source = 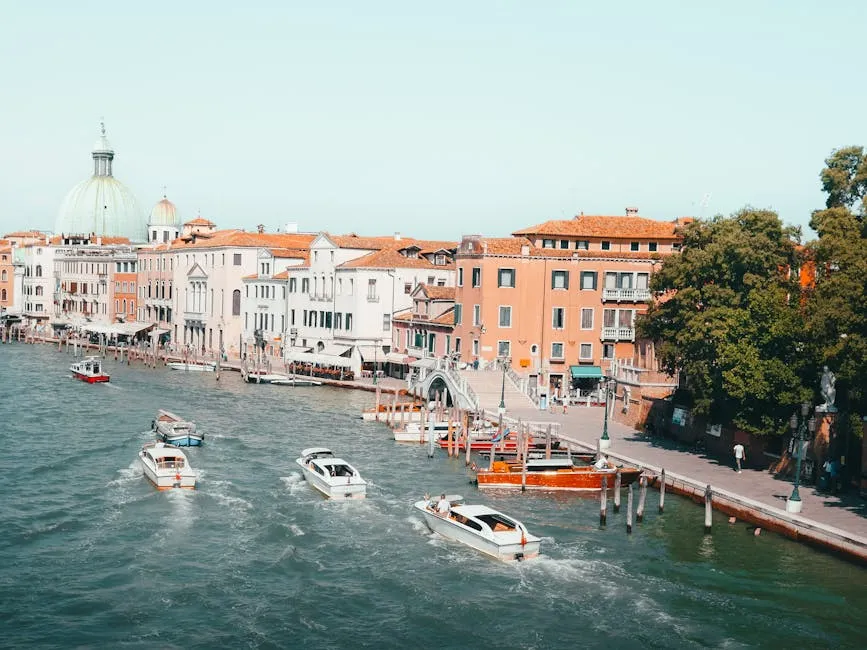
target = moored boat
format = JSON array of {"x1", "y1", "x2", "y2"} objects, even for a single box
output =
[
  {"x1": 152, "y1": 409, "x2": 204, "y2": 447},
  {"x1": 413, "y1": 495, "x2": 541, "y2": 561},
  {"x1": 166, "y1": 361, "x2": 216, "y2": 372},
  {"x1": 138, "y1": 442, "x2": 197, "y2": 490},
  {"x1": 270, "y1": 375, "x2": 322, "y2": 386},
  {"x1": 242, "y1": 370, "x2": 289, "y2": 384},
  {"x1": 295, "y1": 447, "x2": 367, "y2": 500},
  {"x1": 393, "y1": 420, "x2": 456, "y2": 443},
  {"x1": 70, "y1": 356, "x2": 110, "y2": 383},
  {"x1": 476, "y1": 457, "x2": 642, "y2": 491}
]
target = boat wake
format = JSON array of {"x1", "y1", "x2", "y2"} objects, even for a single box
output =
[{"x1": 279, "y1": 474, "x2": 308, "y2": 495}]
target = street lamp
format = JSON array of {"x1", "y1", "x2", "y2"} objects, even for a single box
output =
[
  {"x1": 786, "y1": 401, "x2": 816, "y2": 513},
  {"x1": 373, "y1": 340, "x2": 378, "y2": 385},
  {"x1": 498, "y1": 356, "x2": 509, "y2": 417}
]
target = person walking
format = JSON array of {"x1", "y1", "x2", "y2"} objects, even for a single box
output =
[{"x1": 733, "y1": 443, "x2": 746, "y2": 473}]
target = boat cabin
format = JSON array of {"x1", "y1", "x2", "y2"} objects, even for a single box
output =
[
  {"x1": 143, "y1": 443, "x2": 187, "y2": 469},
  {"x1": 300, "y1": 447, "x2": 335, "y2": 463},
  {"x1": 317, "y1": 461, "x2": 356, "y2": 478}
]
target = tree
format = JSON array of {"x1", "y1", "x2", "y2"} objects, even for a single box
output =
[
  {"x1": 638, "y1": 208, "x2": 810, "y2": 436},
  {"x1": 820, "y1": 146, "x2": 867, "y2": 214}
]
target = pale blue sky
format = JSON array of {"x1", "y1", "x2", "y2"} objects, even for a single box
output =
[{"x1": 1, "y1": 1, "x2": 865, "y2": 239}]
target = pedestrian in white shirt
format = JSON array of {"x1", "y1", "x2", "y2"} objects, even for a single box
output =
[{"x1": 733, "y1": 443, "x2": 746, "y2": 473}]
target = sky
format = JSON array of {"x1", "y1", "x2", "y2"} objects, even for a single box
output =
[{"x1": 1, "y1": 0, "x2": 865, "y2": 240}]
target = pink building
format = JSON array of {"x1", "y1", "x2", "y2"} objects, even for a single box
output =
[{"x1": 391, "y1": 284, "x2": 456, "y2": 376}]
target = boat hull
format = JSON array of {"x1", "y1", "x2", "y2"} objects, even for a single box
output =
[
  {"x1": 295, "y1": 460, "x2": 366, "y2": 500},
  {"x1": 158, "y1": 434, "x2": 204, "y2": 447},
  {"x1": 414, "y1": 504, "x2": 540, "y2": 561},
  {"x1": 476, "y1": 466, "x2": 642, "y2": 491},
  {"x1": 243, "y1": 373, "x2": 289, "y2": 384},
  {"x1": 139, "y1": 458, "x2": 197, "y2": 490},
  {"x1": 166, "y1": 362, "x2": 215, "y2": 372},
  {"x1": 72, "y1": 371, "x2": 110, "y2": 383}
]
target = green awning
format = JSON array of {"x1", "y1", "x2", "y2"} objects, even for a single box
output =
[{"x1": 570, "y1": 365, "x2": 602, "y2": 379}]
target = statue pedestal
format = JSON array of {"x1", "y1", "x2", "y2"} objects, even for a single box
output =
[
  {"x1": 598, "y1": 437, "x2": 611, "y2": 451},
  {"x1": 785, "y1": 498, "x2": 803, "y2": 514}
]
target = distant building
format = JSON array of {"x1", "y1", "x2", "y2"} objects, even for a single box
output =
[
  {"x1": 453, "y1": 208, "x2": 688, "y2": 397},
  {"x1": 392, "y1": 283, "x2": 456, "y2": 377}
]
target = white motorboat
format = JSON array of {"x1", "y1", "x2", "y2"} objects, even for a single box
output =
[
  {"x1": 242, "y1": 370, "x2": 290, "y2": 384},
  {"x1": 166, "y1": 361, "x2": 216, "y2": 372},
  {"x1": 413, "y1": 496, "x2": 541, "y2": 561},
  {"x1": 138, "y1": 442, "x2": 197, "y2": 490},
  {"x1": 152, "y1": 409, "x2": 204, "y2": 447},
  {"x1": 270, "y1": 375, "x2": 322, "y2": 387},
  {"x1": 295, "y1": 447, "x2": 367, "y2": 500},
  {"x1": 393, "y1": 420, "x2": 455, "y2": 443}
]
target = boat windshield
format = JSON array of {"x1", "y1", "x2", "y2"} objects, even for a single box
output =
[
  {"x1": 326, "y1": 463, "x2": 354, "y2": 477},
  {"x1": 449, "y1": 512, "x2": 483, "y2": 531},
  {"x1": 156, "y1": 456, "x2": 185, "y2": 469},
  {"x1": 476, "y1": 514, "x2": 517, "y2": 532}
]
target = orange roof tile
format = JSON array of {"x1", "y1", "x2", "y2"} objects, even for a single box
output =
[
  {"x1": 269, "y1": 248, "x2": 308, "y2": 259},
  {"x1": 3, "y1": 230, "x2": 44, "y2": 238},
  {"x1": 339, "y1": 248, "x2": 455, "y2": 270},
  {"x1": 460, "y1": 236, "x2": 673, "y2": 260},
  {"x1": 184, "y1": 217, "x2": 216, "y2": 227},
  {"x1": 432, "y1": 308, "x2": 456, "y2": 326},
  {"x1": 172, "y1": 230, "x2": 315, "y2": 250},
  {"x1": 512, "y1": 215, "x2": 681, "y2": 239},
  {"x1": 418, "y1": 284, "x2": 455, "y2": 300},
  {"x1": 327, "y1": 233, "x2": 457, "y2": 253}
]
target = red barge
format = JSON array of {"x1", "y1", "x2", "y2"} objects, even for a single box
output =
[
  {"x1": 70, "y1": 356, "x2": 110, "y2": 383},
  {"x1": 476, "y1": 457, "x2": 642, "y2": 491}
]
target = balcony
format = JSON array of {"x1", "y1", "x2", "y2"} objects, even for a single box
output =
[
  {"x1": 601, "y1": 327, "x2": 635, "y2": 342},
  {"x1": 184, "y1": 311, "x2": 205, "y2": 328},
  {"x1": 366, "y1": 295, "x2": 380, "y2": 303},
  {"x1": 406, "y1": 344, "x2": 431, "y2": 358},
  {"x1": 602, "y1": 288, "x2": 651, "y2": 302}
]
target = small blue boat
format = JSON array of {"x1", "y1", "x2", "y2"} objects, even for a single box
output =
[{"x1": 152, "y1": 410, "x2": 204, "y2": 447}]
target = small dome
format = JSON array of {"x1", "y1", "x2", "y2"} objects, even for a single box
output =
[
  {"x1": 92, "y1": 134, "x2": 113, "y2": 153},
  {"x1": 56, "y1": 176, "x2": 145, "y2": 241},
  {"x1": 149, "y1": 196, "x2": 179, "y2": 226}
]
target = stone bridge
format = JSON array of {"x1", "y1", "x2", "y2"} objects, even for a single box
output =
[{"x1": 412, "y1": 364, "x2": 479, "y2": 411}]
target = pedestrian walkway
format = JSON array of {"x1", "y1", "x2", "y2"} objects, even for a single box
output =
[
  {"x1": 458, "y1": 367, "x2": 536, "y2": 410},
  {"x1": 496, "y1": 402, "x2": 867, "y2": 543}
]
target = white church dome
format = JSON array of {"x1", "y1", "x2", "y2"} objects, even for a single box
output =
[
  {"x1": 149, "y1": 196, "x2": 179, "y2": 226},
  {"x1": 55, "y1": 122, "x2": 145, "y2": 242}
]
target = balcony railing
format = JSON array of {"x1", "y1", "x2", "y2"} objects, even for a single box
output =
[
  {"x1": 601, "y1": 327, "x2": 635, "y2": 342},
  {"x1": 602, "y1": 288, "x2": 651, "y2": 302},
  {"x1": 366, "y1": 295, "x2": 379, "y2": 303}
]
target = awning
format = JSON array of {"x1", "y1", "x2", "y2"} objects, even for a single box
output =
[
  {"x1": 383, "y1": 352, "x2": 410, "y2": 365},
  {"x1": 150, "y1": 328, "x2": 171, "y2": 337},
  {"x1": 82, "y1": 322, "x2": 153, "y2": 337},
  {"x1": 410, "y1": 358, "x2": 437, "y2": 370},
  {"x1": 320, "y1": 342, "x2": 351, "y2": 357},
  {"x1": 285, "y1": 349, "x2": 354, "y2": 368},
  {"x1": 570, "y1": 365, "x2": 603, "y2": 379}
]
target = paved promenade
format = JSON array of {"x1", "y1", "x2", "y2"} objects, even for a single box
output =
[{"x1": 494, "y1": 401, "x2": 867, "y2": 544}]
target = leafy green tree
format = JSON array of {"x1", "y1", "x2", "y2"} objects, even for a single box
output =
[
  {"x1": 638, "y1": 208, "x2": 810, "y2": 436},
  {"x1": 820, "y1": 146, "x2": 867, "y2": 214}
]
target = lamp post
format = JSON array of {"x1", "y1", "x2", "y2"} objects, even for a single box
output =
[
  {"x1": 373, "y1": 339, "x2": 379, "y2": 385},
  {"x1": 498, "y1": 356, "x2": 508, "y2": 417},
  {"x1": 786, "y1": 401, "x2": 815, "y2": 513},
  {"x1": 600, "y1": 376, "x2": 612, "y2": 450}
]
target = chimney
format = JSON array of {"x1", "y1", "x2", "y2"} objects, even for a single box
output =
[
  {"x1": 257, "y1": 224, "x2": 265, "y2": 234},
  {"x1": 626, "y1": 207, "x2": 639, "y2": 217},
  {"x1": 284, "y1": 222, "x2": 298, "y2": 234},
  {"x1": 394, "y1": 232, "x2": 401, "y2": 241}
]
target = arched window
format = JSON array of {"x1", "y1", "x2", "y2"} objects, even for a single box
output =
[
  {"x1": 35, "y1": 265, "x2": 42, "y2": 277},
  {"x1": 1, "y1": 289, "x2": 6, "y2": 301},
  {"x1": 232, "y1": 289, "x2": 241, "y2": 316},
  {"x1": 1, "y1": 270, "x2": 6, "y2": 281},
  {"x1": 35, "y1": 286, "x2": 43, "y2": 296}
]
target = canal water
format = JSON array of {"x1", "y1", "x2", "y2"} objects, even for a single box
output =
[{"x1": 1, "y1": 343, "x2": 865, "y2": 649}]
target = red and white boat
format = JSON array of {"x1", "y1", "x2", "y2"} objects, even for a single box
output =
[
  {"x1": 70, "y1": 356, "x2": 110, "y2": 383},
  {"x1": 476, "y1": 457, "x2": 642, "y2": 491}
]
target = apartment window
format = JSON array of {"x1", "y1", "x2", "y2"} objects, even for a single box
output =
[
  {"x1": 551, "y1": 342, "x2": 564, "y2": 359},
  {"x1": 454, "y1": 303, "x2": 462, "y2": 325},
  {"x1": 672, "y1": 242, "x2": 681, "y2": 251},
  {"x1": 335, "y1": 313, "x2": 342, "y2": 329},
  {"x1": 497, "y1": 268, "x2": 515, "y2": 288},
  {"x1": 302, "y1": 278, "x2": 309, "y2": 293},
  {"x1": 427, "y1": 276, "x2": 435, "y2": 285},
  {"x1": 581, "y1": 308, "x2": 594, "y2": 330},
  {"x1": 367, "y1": 279, "x2": 377, "y2": 300},
  {"x1": 473, "y1": 304, "x2": 481, "y2": 326},
  {"x1": 436, "y1": 279, "x2": 446, "y2": 286},
  {"x1": 455, "y1": 337, "x2": 461, "y2": 353},
  {"x1": 232, "y1": 290, "x2": 241, "y2": 316},
  {"x1": 579, "y1": 343, "x2": 593, "y2": 360},
  {"x1": 601, "y1": 241, "x2": 611, "y2": 251},
  {"x1": 630, "y1": 242, "x2": 640, "y2": 252},
  {"x1": 346, "y1": 313, "x2": 353, "y2": 330},
  {"x1": 648, "y1": 242, "x2": 658, "y2": 252},
  {"x1": 559, "y1": 240, "x2": 569, "y2": 249},
  {"x1": 325, "y1": 312, "x2": 333, "y2": 329},
  {"x1": 637, "y1": 273, "x2": 649, "y2": 289},
  {"x1": 233, "y1": 253, "x2": 242, "y2": 265},
  {"x1": 580, "y1": 271, "x2": 598, "y2": 290},
  {"x1": 542, "y1": 239, "x2": 555, "y2": 249},
  {"x1": 575, "y1": 240, "x2": 589, "y2": 250},
  {"x1": 289, "y1": 278, "x2": 297, "y2": 292},
  {"x1": 458, "y1": 267, "x2": 464, "y2": 286},
  {"x1": 428, "y1": 333, "x2": 436, "y2": 353},
  {"x1": 603, "y1": 308, "x2": 616, "y2": 328},
  {"x1": 383, "y1": 313, "x2": 391, "y2": 331},
  {"x1": 472, "y1": 339, "x2": 479, "y2": 356},
  {"x1": 551, "y1": 270, "x2": 569, "y2": 290},
  {"x1": 497, "y1": 340, "x2": 511, "y2": 357},
  {"x1": 404, "y1": 282, "x2": 412, "y2": 294},
  {"x1": 290, "y1": 309, "x2": 296, "y2": 325},
  {"x1": 603, "y1": 343, "x2": 615, "y2": 359},
  {"x1": 471, "y1": 267, "x2": 481, "y2": 287},
  {"x1": 499, "y1": 306, "x2": 512, "y2": 328},
  {"x1": 552, "y1": 307, "x2": 564, "y2": 329}
]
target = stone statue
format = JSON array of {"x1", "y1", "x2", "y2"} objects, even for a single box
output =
[{"x1": 819, "y1": 365, "x2": 837, "y2": 412}]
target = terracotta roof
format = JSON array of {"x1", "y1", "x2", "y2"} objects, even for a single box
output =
[
  {"x1": 418, "y1": 284, "x2": 455, "y2": 301},
  {"x1": 172, "y1": 230, "x2": 315, "y2": 250},
  {"x1": 393, "y1": 309, "x2": 414, "y2": 322},
  {"x1": 327, "y1": 233, "x2": 457, "y2": 253},
  {"x1": 459, "y1": 236, "x2": 673, "y2": 260},
  {"x1": 338, "y1": 248, "x2": 455, "y2": 270},
  {"x1": 432, "y1": 307, "x2": 456, "y2": 326},
  {"x1": 269, "y1": 248, "x2": 308, "y2": 259},
  {"x1": 3, "y1": 230, "x2": 44, "y2": 238},
  {"x1": 184, "y1": 217, "x2": 216, "y2": 227},
  {"x1": 512, "y1": 215, "x2": 681, "y2": 239},
  {"x1": 392, "y1": 307, "x2": 455, "y2": 327}
]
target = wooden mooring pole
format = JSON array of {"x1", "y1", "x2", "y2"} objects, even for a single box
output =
[
  {"x1": 704, "y1": 484, "x2": 713, "y2": 534},
  {"x1": 600, "y1": 476, "x2": 608, "y2": 526},
  {"x1": 626, "y1": 483, "x2": 634, "y2": 534},
  {"x1": 636, "y1": 475, "x2": 647, "y2": 523},
  {"x1": 613, "y1": 469, "x2": 622, "y2": 513},
  {"x1": 658, "y1": 469, "x2": 666, "y2": 514}
]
